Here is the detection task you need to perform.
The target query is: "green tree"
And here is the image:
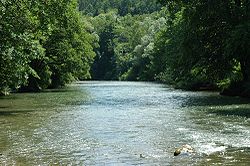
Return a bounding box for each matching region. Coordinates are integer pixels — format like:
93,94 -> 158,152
0,0 -> 96,95
89,11 -> 118,80
78,0 -> 161,16
155,0 -> 250,92
0,0 -> 44,95
43,0 -> 95,88
113,14 -> 146,80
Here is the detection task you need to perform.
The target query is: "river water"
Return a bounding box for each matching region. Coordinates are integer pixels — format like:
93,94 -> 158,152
0,81 -> 250,165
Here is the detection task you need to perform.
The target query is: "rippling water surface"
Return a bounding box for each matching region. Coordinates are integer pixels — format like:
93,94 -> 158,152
0,81 -> 250,165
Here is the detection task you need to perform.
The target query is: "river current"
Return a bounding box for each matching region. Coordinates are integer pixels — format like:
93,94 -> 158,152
0,81 -> 250,165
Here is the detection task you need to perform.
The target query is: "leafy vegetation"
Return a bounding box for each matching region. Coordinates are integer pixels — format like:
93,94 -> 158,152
1,0 -> 249,97
78,0 -> 161,16
0,0 -> 95,95
154,0 -> 250,96
86,0 -> 249,97
85,9 -> 167,81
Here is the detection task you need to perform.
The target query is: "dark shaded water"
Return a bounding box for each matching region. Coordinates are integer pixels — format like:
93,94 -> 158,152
0,81 -> 250,165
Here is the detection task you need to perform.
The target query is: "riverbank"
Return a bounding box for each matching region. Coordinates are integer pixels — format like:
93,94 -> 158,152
2,80 -> 250,99
165,79 -> 250,98
220,81 -> 250,98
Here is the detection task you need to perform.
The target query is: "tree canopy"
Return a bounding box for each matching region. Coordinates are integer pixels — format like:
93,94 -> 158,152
154,0 -> 250,95
0,0 -> 95,95
1,0 -> 249,97
78,0 -> 161,16
86,0 -> 250,96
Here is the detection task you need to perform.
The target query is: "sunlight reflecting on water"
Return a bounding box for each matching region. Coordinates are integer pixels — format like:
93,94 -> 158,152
0,81 -> 250,165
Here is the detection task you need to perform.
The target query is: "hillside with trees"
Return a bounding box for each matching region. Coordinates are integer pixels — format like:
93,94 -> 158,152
78,0 -> 166,80
1,0 -> 249,97
84,0 -> 250,97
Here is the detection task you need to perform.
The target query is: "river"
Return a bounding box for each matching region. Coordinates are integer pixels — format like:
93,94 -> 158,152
0,81 -> 250,165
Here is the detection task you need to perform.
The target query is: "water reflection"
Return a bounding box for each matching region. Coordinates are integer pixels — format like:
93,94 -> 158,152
181,92 -> 250,165
0,81 -> 250,165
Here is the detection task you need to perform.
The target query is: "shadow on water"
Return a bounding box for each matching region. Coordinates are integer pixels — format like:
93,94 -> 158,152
182,94 -> 250,107
18,87 -> 78,94
0,85 -> 89,119
208,108 -> 250,118
180,92 -> 250,118
0,110 -> 34,116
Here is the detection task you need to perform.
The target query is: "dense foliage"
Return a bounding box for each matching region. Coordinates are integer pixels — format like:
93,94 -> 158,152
154,0 -> 250,96
1,0 -> 249,97
0,0 -> 95,95
86,11 -> 166,80
78,0 -> 161,16
85,0 -> 250,97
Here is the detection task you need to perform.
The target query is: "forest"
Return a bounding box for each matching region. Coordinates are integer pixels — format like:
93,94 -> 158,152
0,0 -> 250,97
